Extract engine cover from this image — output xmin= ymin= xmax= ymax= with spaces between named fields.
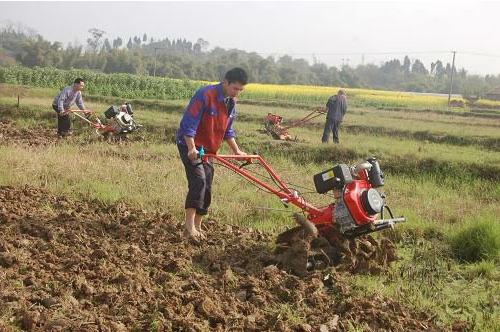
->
xmin=106 ymin=114 xmax=138 ymax=134
xmin=361 ymin=188 xmax=384 ymax=215
xmin=116 ymin=113 xmax=133 ymax=127
xmin=343 ymin=179 xmax=377 ymax=226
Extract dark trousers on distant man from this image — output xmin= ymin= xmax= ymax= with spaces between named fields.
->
xmin=177 ymin=143 xmax=214 ymax=215
xmin=52 ymin=105 xmax=71 ymax=136
xmin=322 ymin=117 xmax=342 ymax=143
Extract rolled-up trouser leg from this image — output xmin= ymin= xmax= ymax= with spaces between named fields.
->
xmin=178 ymin=144 xmax=214 ymax=215
xmin=201 ymin=161 xmax=214 ymax=214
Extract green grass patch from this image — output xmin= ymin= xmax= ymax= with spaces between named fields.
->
xmin=448 ymin=213 xmax=500 ymax=263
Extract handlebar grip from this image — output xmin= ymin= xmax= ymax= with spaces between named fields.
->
xmin=197 ymin=146 xmax=205 ymax=159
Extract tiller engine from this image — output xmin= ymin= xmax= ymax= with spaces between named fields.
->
xmin=69 ymin=103 xmax=141 ymax=137
xmin=202 ymin=152 xmax=406 ymax=275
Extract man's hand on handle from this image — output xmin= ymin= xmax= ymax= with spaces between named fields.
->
xmin=187 ymin=148 xmax=199 ymax=161
xmin=226 ymin=137 xmax=246 ymax=156
xmin=233 ymin=149 xmax=247 ymax=156
xmin=183 ymin=136 xmax=200 ymax=161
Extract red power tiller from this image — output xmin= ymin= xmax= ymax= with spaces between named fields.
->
xmin=264 ymin=107 xmax=327 ymax=141
xmin=201 ymin=153 xmax=406 ymax=240
xmin=68 ymin=103 xmax=141 ymax=136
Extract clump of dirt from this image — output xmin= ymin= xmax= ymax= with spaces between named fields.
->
xmin=0 ymin=185 xmax=444 ymax=331
xmin=273 ymin=215 xmax=398 ymax=277
xmin=0 ymin=120 xmax=57 ymax=147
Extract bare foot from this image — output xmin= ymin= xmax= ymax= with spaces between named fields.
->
xmin=183 ymin=228 xmax=202 ymax=243
xmin=196 ymin=228 xmax=207 ymax=239
xmin=194 ymin=219 xmax=206 ymax=239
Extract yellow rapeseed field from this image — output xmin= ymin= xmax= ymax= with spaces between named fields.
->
xmin=242 ymin=83 xmax=458 ymax=109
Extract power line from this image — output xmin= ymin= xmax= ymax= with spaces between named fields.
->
xmin=256 ymin=50 xmax=500 ymax=60
xmin=255 ymin=50 xmax=452 ymax=57
xmin=459 ymin=51 xmax=500 ymax=58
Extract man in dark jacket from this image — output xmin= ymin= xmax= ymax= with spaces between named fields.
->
xmin=176 ymin=68 xmax=248 ymax=240
xmin=52 ymin=78 xmax=86 ymax=137
xmin=322 ymin=89 xmax=347 ymax=143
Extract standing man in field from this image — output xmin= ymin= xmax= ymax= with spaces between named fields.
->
xmin=322 ymin=89 xmax=347 ymax=144
xmin=51 ymin=78 xmax=86 ymax=137
xmin=176 ymin=68 xmax=248 ymax=241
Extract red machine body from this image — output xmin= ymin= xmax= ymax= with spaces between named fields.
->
xmin=344 ymin=172 xmax=376 ymax=226
xmin=264 ymin=108 xmax=327 ymax=141
xmin=68 ymin=104 xmax=141 ymax=136
xmin=265 ymin=113 xmax=284 ymax=125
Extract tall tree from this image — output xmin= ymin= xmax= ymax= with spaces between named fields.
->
xmin=102 ymin=38 xmax=112 ymax=53
xmin=196 ymin=38 xmax=209 ymax=52
xmin=434 ymin=60 xmax=445 ymax=78
xmin=411 ymin=59 xmax=428 ymax=75
xmin=112 ymin=37 xmax=123 ymax=49
xmin=403 ymin=55 xmax=411 ymax=74
xmin=133 ymin=36 xmax=141 ymax=47
xmin=381 ymin=59 xmax=402 ymax=74
xmin=86 ymin=28 xmax=106 ymax=53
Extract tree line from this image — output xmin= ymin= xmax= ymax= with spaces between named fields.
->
xmin=1 ymin=24 xmax=499 ymax=97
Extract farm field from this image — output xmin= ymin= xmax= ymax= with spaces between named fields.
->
xmin=4 ymin=66 xmax=500 ymax=112
xmin=0 ymin=82 xmax=499 ymax=331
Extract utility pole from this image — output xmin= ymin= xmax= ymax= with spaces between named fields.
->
xmin=447 ymin=51 xmax=456 ymax=106
xmin=312 ymin=53 xmax=318 ymax=65
xmin=153 ymin=47 xmax=157 ymax=77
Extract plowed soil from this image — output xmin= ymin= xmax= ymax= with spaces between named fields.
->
xmin=0 ymin=185 xmax=444 ymax=331
xmin=0 ymin=120 xmax=57 ymax=147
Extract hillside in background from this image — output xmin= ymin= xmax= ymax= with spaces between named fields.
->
xmin=1 ymin=24 xmax=500 ymax=97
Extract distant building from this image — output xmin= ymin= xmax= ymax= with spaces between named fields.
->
xmin=485 ymin=86 xmax=500 ymax=101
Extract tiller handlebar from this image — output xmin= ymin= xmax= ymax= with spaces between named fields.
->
xmin=264 ymin=107 xmax=327 ymax=141
xmin=281 ymin=107 xmax=327 ymax=130
xmin=68 ymin=110 xmax=106 ymax=130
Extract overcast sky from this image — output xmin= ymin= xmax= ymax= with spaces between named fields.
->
xmin=1 ymin=1 xmax=500 ymax=75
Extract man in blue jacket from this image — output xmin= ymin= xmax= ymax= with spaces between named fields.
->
xmin=176 ymin=68 xmax=248 ymax=240
xmin=322 ymin=89 xmax=347 ymax=143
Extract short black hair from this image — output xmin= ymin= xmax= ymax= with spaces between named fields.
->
xmin=224 ymin=68 xmax=248 ymax=85
xmin=74 ymin=78 xmax=84 ymax=84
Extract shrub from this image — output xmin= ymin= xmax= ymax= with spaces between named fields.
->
xmin=448 ymin=214 xmax=500 ymax=262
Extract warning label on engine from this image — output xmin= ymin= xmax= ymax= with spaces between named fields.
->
xmin=322 ymin=170 xmax=335 ymax=181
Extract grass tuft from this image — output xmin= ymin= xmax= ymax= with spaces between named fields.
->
xmin=448 ymin=213 xmax=500 ymax=263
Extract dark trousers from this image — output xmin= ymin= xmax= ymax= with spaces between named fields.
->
xmin=52 ymin=105 xmax=71 ymax=135
xmin=322 ymin=118 xmax=341 ymax=143
xmin=178 ymin=144 xmax=214 ymax=215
